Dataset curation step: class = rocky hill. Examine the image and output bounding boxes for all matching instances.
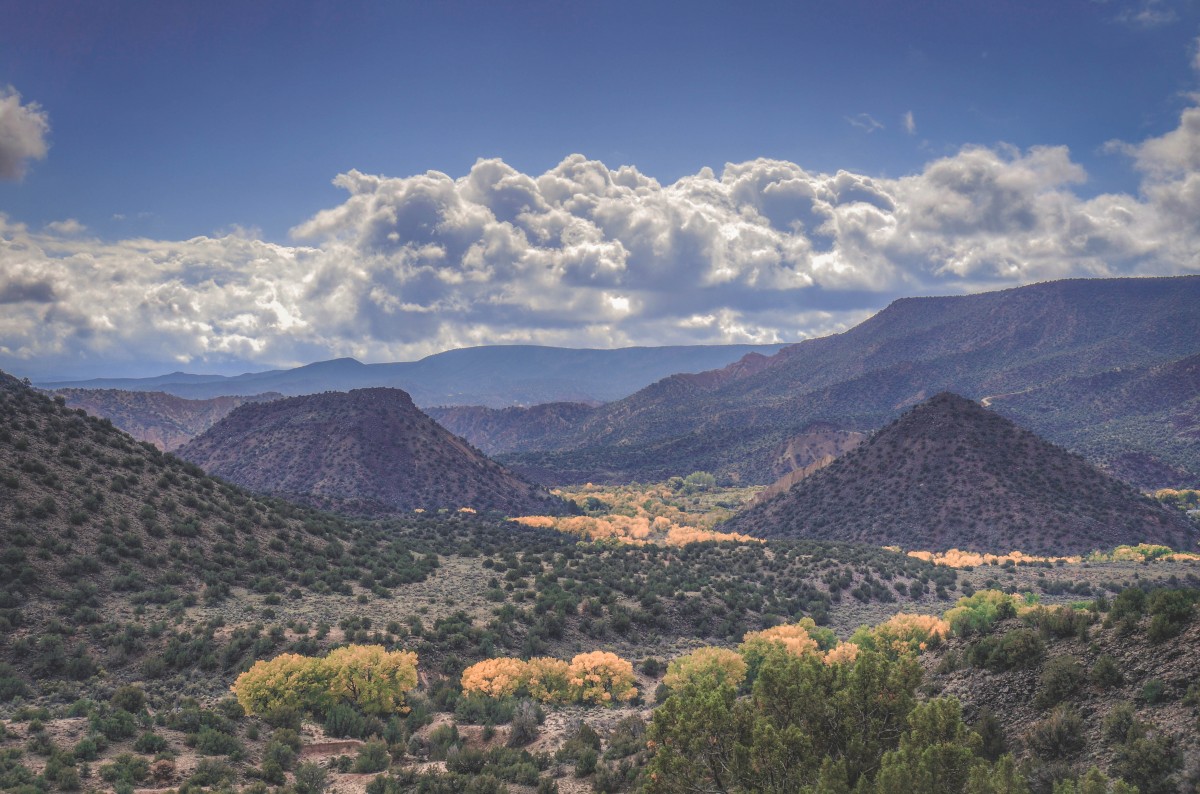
[500,276,1200,486]
[52,388,281,451]
[177,388,567,516]
[726,393,1198,555]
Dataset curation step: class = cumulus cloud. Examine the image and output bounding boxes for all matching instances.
[0,87,50,181]
[5,98,1200,378]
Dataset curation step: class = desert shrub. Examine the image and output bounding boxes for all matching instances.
[324,703,368,739]
[454,694,515,725]
[507,700,541,747]
[294,761,328,794]
[1023,605,1092,639]
[1026,706,1085,760]
[191,726,242,757]
[90,707,138,741]
[427,723,460,760]
[1090,654,1123,688]
[353,739,391,774]
[99,753,150,785]
[968,628,1045,673]
[1103,703,1144,745]
[0,663,30,703]
[603,715,646,760]
[1036,655,1085,708]
[973,707,1007,762]
[133,731,168,753]
[110,685,146,713]
[1139,678,1167,705]
[1146,589,1194,641]
[1112,733,1182,794]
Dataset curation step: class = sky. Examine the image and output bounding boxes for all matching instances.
[2,0,1200,380]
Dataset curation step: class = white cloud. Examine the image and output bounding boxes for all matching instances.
[45,219,86,235]
[903,111,916,135]
[0,87,50,181]
[6,98,1200,378]
[846,113,884,133]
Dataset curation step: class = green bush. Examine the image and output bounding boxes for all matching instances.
[99,753,150,785]
[1036,656,1084,709]
[353,739,391,774]
[1112,734,1182,794]
[133,731,168,753]
[1026,706,1085,760]
[324,703,368,739]
[1090,654,1123,688]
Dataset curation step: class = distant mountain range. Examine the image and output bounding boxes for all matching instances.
[39,344,786,407]
[727,393,1198,555]
[495,276,1200,487]
[176,387,567,516]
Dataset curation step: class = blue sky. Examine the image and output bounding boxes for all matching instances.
[2,0,1200,379]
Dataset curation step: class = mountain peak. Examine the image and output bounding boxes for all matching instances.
[728,392,1197,555]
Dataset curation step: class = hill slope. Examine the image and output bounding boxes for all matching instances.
[40,343,785,407]
[726,393,1198,555]
[988,352,1200,489]
[177,388,566,515]
[501,276,1200,485]
[53,388,281,451]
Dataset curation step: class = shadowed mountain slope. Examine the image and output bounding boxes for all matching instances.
[988,352,1200,489]
[53,388,282,451]
[501,276,1200,485]
[726,393,1198,555]
[177,388,567,516]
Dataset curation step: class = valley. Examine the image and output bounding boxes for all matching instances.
[4,276,1200,794]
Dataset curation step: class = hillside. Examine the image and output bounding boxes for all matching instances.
[39,343,785,407]
[177,388,567,516]
[426,402,597,455]
[500,276,1200,486]
[52,388,281,451]
[988,352,1200,489]
[726,393,1198,555]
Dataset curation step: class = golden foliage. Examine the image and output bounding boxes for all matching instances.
[523,657,572,703]
[232,645,419,717]
[853,613,949,656]
[740,624,821,659]
[461,657,530,699]
[663,647,747,690]
[823,642,860,665]
[323,645,419,715]
[567,651,638,705]
[512,480,765,546]
[906,548,1079,567]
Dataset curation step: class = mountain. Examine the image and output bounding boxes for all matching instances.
[986,352,1200,489]
[499,276,1200,486]
[38,343,786,407]
[52,388,282,451]
[426,402,598,456]
[726,393,1198,555]
[177,388,567,516]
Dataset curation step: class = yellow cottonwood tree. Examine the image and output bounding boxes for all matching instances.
[324,645,419,715]
[232,653,332,716]
[567,651,638,705]
[663,647,747,690]
[523,657,571,702]
[232,645,418,717]
[461,657,529,699]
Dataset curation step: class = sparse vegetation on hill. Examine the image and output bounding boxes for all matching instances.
[51,388,281,451]
[177,387,567,516]
[729,393,1198,555]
